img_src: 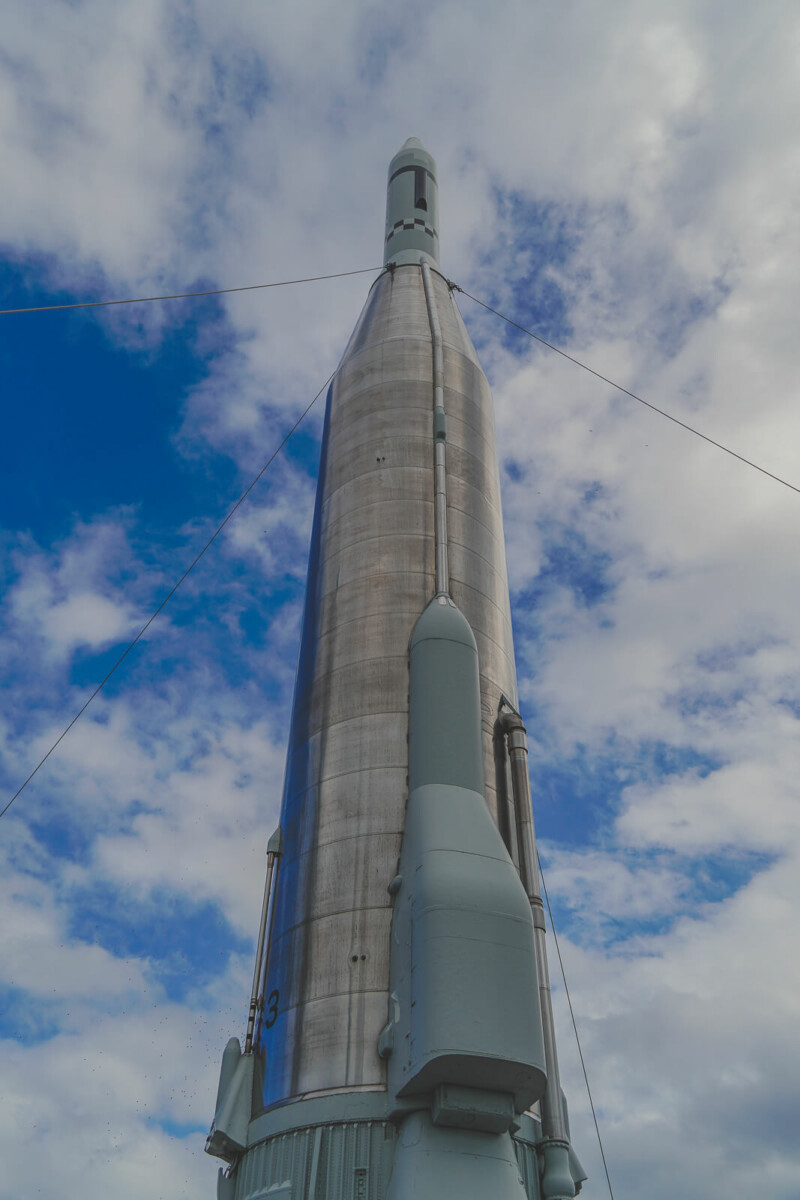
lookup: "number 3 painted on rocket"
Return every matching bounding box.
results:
[265,989,280,1029]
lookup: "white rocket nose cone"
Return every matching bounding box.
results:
[400,136,426,152]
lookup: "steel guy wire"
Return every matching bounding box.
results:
[454,284,800,498]
[539,858,616,1200]
[0,267,383,316]
[537,859,618,1195]
[0,374,333,820]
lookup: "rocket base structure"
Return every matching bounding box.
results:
[207,140,587,1200]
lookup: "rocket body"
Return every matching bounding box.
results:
[207,141,585,1200]
[261,260,523,1107]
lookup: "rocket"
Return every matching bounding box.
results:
[206,139,586,1200]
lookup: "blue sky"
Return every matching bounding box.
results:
[2,3,800,1198]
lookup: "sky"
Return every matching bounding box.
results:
[1,2,799,1197]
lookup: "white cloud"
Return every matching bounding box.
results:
[4,517,142,663]
[2,1,800,1197]
[0,866,148,1003]
[542,845,690,924]
[618,756,800,855]
[88,715,286,934]
[0,1005,225,1200]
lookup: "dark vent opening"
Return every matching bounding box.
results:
[414,167,428,211]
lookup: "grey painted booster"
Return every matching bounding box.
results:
[381,595,547,1198]
[385,598,545,1115]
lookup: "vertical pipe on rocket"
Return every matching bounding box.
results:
[244,849,276,1054]
[502,710,567,1140]
[500,707,576,1197]
[420,261,450,598]
[244,826,283,1054]
[254,849,282,1047]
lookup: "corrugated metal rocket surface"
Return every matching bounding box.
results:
[206,139,586,1200]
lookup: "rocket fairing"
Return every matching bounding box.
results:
[207,140,586,1200]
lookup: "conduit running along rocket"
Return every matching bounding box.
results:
[206,139,586,1200]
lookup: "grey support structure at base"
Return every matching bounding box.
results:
[206,139,586,1200]
[213,1091,580,1200]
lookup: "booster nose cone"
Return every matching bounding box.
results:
[384,137,440,267]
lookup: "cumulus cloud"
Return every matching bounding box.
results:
[4,517,142,663]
